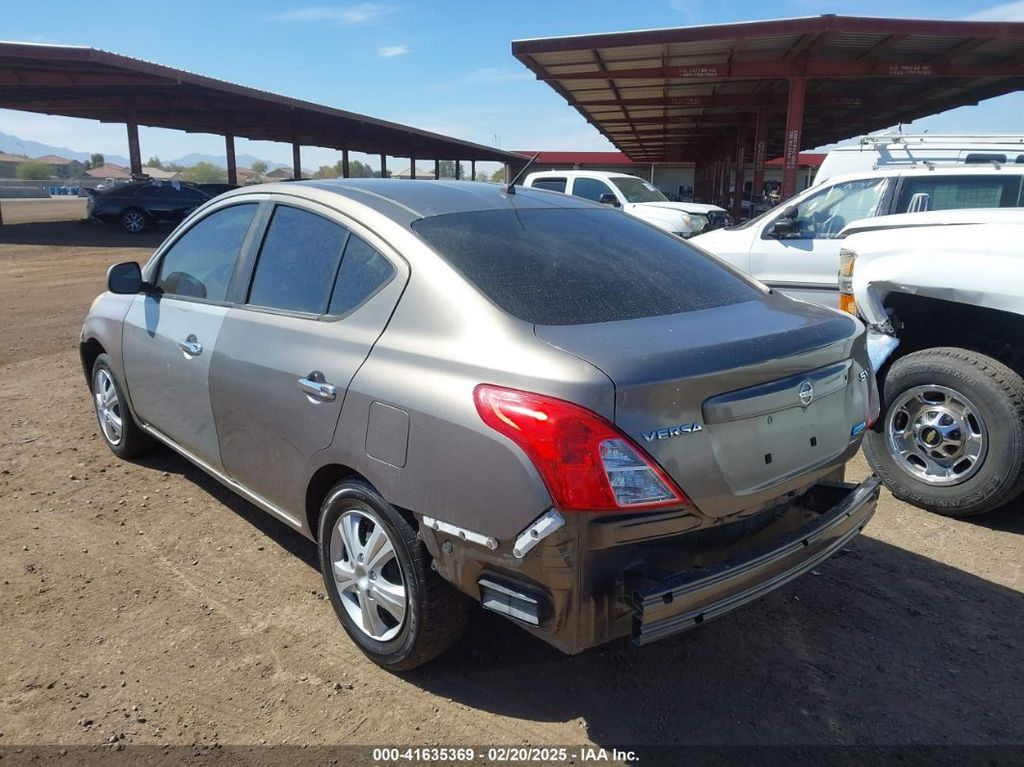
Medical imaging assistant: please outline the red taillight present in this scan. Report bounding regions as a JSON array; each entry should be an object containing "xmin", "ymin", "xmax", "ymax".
[{"xmin": 473, "ymin": 384, "xmax": 688, "ymax": 512}]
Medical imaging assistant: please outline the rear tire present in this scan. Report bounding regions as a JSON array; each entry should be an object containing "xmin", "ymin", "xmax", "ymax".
[
  {"xmin": 318, "ymin": 479, "xmax": 468, "ymax": 670},
  {"xmin": 91, "ymin": 354, "xmax": 155, "ymax": 459},
  {"xmin": 864, "ymin": 347, "xmax": 1024, "ymax": 517},
  {"xmin": 119, "ymin": 208, "xmax": 148, "ymax": 233}
]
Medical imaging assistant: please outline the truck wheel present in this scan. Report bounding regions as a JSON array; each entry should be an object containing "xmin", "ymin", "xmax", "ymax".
[
  {"xmin": 318, "ymin": 479, "xmax": 469, "ymax": 671},
  {"xmin": 91, "ymin": 354, "xmax": 155, "ymax": 459},
  {"xmin": 864, "ymin": 347, "xmax": 1024, "ymax": 517}
]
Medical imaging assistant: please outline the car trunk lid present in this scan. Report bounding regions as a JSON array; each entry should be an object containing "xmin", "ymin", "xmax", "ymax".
[{"xmin": 535, "ymin": 295, "xmax": 868, "ymax": 518}]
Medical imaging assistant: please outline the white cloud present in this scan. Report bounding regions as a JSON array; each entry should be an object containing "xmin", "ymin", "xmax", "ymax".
[
  {"xmin": 269, "ymin": 4, "xmax": 395, "ymax": 24},
  {"xmin": 378, "ymin": 45, "xmax": 409, "ymax": 58},
  {"xmin": 964, "ymin": 1, "xmax": 1024, "ymax": 20}
]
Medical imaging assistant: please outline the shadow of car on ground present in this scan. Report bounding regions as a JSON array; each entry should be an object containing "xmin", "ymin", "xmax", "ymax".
[{"xmin": 135, "ymin": 448, "xmax": 1024, "ymax": 748}]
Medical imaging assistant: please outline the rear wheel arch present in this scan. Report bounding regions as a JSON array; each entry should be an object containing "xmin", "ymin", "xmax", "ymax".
[{"xmin": 305, "ymin": 464, "xmax": 417, "ymax": 541}]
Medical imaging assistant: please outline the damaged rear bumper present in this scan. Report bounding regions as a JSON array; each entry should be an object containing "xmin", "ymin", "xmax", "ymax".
[{"xmin": 625, "ymin": 476, "xmax": 881, "ymax": 646}]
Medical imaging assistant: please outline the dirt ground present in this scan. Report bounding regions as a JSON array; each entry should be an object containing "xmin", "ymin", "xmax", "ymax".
[{"xmin": 1, "ymin": 198, "xmax": 1022, "ymax": 752}]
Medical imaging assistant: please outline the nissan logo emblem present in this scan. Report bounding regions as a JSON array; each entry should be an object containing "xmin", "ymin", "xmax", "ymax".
[{"xmin": 798, "ymin": 380, "xmax": 814, "ymax": 407}]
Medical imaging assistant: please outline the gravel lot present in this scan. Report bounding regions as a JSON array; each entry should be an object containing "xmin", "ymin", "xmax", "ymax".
[{"xmin": 1, "ymin": 198, "xmax": 1022, "ymax": 752}]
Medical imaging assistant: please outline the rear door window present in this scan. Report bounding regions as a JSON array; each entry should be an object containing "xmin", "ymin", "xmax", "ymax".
[
  {"xmin": 530, "ymin": 177, "xmax": 567, "ymax": 193},
  {"xmin": 571, "ymin": 177, "xmax": 616, "ymax": 203},
  {"xmin": 247, "ymin": 205, "xmax": 348, "ymax": 314},
  {"xmin": 412, "ymin": 208, "xmax": 761, "ymax": 325},
  {"xmin": 896, "ymin": 175, "xmax": 1023, "ymax": 211},
  {"xmin": 156, "ymin": 203, "xmax": 257, "ymax": 301},
  {"xmin": 327, "ymin": 235, "xmax": 395, "ymax": 316}
]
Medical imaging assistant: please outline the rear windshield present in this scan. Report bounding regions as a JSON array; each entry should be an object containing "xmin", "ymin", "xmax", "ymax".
[{"xmin": 412, "ymin": 208, "xmax": 762, "ymax": 325}]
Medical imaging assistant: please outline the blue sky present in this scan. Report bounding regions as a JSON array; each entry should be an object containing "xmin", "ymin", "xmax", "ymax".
[{"xmin": 2, "ymin": 0, "xmax": 1023, "ymax": 172}]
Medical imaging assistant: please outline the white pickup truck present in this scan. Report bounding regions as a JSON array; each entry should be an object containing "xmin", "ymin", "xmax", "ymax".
[
  {"xmin": 521, "ymin": 170, "xmax": 730, "ymax": 237},
  {"xmin": 838, "ymin": 209, "xmax": 1024, "ymax": 517}
]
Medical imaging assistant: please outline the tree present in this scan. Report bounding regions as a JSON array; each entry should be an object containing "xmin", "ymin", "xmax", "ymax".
[
  {"xmin": 348, "ymin": 160, "xmax": 374, "ymax": 178},
  {"xmin": 438, "ymin": 160, "xmax": 456, "ymax": 178},
  {"xmin": 250, "ymin": 160, "xmax": 269, "ymax": 175},
  {"xmin": 90, "ymin": 153, "xmax": 104, "ymax": 169},
  {"xmin": 16, "ymin": 160, "xmax": 51, "ymax": 180},
  {"xmin": 313, "ymin": 164, "xmax": 340, "ymax": 179},
  {"xmin": 182, "ymin": 162, "xmax": 227, "ymax": 183},
  {"xmin": 490, "ymin": 167, "xmax": 506, "ymax": 183},
  {"xmin": 147, "ymin": 156, "xmax": 164, "ymax": 169}
]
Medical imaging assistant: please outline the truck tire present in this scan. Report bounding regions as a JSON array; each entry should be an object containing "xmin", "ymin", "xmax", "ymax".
[
  {"xmin": 864, "ymin": 347, "xmax": 1024, "ymax": 517},
  {"xmin": 318, "ymin": 479, "xmax": 469, "ymax": 670}
]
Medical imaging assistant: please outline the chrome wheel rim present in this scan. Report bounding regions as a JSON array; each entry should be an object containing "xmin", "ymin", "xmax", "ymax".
[
  {"xmin": 122, "ymin": 210, "xmax": 145, "ymax": 232},
  {"xmin": 329, "ymin": 509, "xmax": 407, "ymax": 641},
  {"xmin": 93, "ymin": 369, "xmax": 123, "ymax": 446},
  {"xmin": 885, "ymin": 384, "xmax": 987, "ymax": 487}
]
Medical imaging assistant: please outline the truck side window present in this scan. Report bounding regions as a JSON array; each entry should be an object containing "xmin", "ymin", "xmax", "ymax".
[
  {"xmin": 531, "ymin": 177, "xmax": 567, "ymax": 193},
  {"xmin": 896, "ymin": 175, "xmax": 1024, "ymax": 212},
  {"xmin": 772, "ymin": 178, "xmax": 887, "ymax": 240},
  {"xmin": 571, "ymin": 177, "xmax": 616, "ymax": 203}
]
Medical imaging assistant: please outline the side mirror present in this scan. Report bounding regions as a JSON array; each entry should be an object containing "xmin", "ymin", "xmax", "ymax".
[
  {"xmin": 107, "ymin": 261, "xmax": 143, "ymax": 294},
  {"xmin": 769, "ymin": 217, "xmax": 801, "ymax": 238},
  {"xmin": 598, "ymin": 192, "xmax": 621, "ymax": 207}
]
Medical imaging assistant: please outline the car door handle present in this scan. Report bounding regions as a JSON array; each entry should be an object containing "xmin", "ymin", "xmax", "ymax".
[
  {"xmin": 179, "ymin": 335, "xmax": 203, "ymax": 357},
  {"xmin": 298, "ymin": 374, "xmax": 337, "ymax": 402}
]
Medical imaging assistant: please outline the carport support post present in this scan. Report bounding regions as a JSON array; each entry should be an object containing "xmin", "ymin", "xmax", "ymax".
[
  {"xmin": 471, "ymin": 160, "xmax": 477, "ymax": 181},
  {"xmin": 126, "ymin": 118, "xmax": 142, "ymax": 178},
  {"xmin": 751, "ymin": 108, "xmax": 768, "ymax": 208},
  {"xmin": 292, "ymin": 143, "xmax": 302, "ymax": 180},
  {"xmin": 732, "ymin": 129, "xmax": 747, "ymax": 221},
  {"xmin": 380, "ymin": 154, "xmax": 387, "ymax": 178},
  {"xmin": 225, "ymin": 133, "xmax": 237, "ymax": 185},
  {"xmin": 454, "ymin": 160, "xmax": 461, "ymax": 180},
  {"xmin": 342, "ymin": 149, "xmax": 350, "ymax": 178},
  {"xmin": 434, "ymin": 160, "xmax": 440, "ymax": 180},
  {"xmin": 781, "ymin": 77, "xmax": 807, "ymax": 202},
  {"xmin": 410, "ymin": 157, "xmax": 417, "ymax": 180}
]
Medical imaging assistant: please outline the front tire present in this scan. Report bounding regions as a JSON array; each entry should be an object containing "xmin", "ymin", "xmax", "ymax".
[
  {"xmin": 864, "ymin": 347, "xmax": 1024, "ymax": 517},
  {"xmin": 318, "ymin": 479, "xmax": 468, "ymax": 670},
  {"xmin": 91, "ymin": 354, "xmax": 155, "ymax": 459}
]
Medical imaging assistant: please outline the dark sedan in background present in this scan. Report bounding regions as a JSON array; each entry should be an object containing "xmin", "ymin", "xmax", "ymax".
[{"xmin": 86, "ymin": 181, "xmax": 212, "ymax": 233}]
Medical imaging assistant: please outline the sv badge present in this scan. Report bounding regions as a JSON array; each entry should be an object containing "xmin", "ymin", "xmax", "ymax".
[{"xmin": 642, "ymin": 422, "xmax": 703, "ymax": 442}]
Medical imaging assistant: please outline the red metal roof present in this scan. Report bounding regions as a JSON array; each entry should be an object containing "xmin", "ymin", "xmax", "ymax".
[
  {"xmin": 0, "ymin": 42, "xmax": 519, "ymax": 162},
  {"xmin": 512, "ymin": 15, "xmax": 1024, "ymax": 164},
  {"xmin": 514, "ymin": 150, "xmax": 825, "ymax": 167}
]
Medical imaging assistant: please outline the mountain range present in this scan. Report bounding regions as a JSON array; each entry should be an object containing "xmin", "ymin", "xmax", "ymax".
[{"xmin": 0, "ymin": 131, "xmax": 288, "ymax": 170}]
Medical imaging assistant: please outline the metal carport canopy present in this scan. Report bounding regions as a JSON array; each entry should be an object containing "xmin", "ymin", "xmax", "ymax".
[
  {"xmin": 0, "ymin": 41, "xmax": 518, "ymax": 180},
  {"xmin": 512, "ymin": 15, "xmax": 1024, "ymax": 205}
]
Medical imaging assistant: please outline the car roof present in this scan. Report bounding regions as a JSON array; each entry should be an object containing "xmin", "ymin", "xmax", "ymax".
[
  {"xmin": 525, "ymin": 170, "xmax": 637, "ymax": 180},
  {"xmin": 821, "ymin": 164, "xmax": 1024, "ymax": 186},
  {"xmin": 220, "ymin": 178, "xmax": 600, "ymax": 223}
]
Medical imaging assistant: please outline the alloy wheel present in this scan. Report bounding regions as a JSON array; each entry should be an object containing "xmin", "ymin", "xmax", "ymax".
[
  {"xmin": 93, "ymin": 368, "xmax": 123, "ymax": 446},
  {"xmin": 329, "ymin": 509, "xmax": 407, "ymax": 641}
]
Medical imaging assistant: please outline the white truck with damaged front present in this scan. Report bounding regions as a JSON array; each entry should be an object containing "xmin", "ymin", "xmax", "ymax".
[{"xmin": 838, "ymin": 209, "xmax": 1024, "ymax": 518}]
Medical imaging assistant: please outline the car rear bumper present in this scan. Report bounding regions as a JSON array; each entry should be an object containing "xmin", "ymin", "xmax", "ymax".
[
  {"xmin": 424, "ymin": 475, "xmax": 880, "ymax": 655},
  {"xmin": 625, "ymin": 476, "xmax": 880, "ymax": 645}
]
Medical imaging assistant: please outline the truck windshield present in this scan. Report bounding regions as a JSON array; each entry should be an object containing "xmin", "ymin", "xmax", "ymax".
[{"xmin": 610, "ymin": 177, "xmax": 668, "ymax": 204}]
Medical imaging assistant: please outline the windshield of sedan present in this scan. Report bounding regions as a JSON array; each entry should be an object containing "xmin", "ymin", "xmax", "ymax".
[
  {"xmin": 610, "ymin": 177, "xmax": 668, "ymax": 204},
  {"xmin": 412, "ymin": 208, "xmax": 761, "ymax": 325}
]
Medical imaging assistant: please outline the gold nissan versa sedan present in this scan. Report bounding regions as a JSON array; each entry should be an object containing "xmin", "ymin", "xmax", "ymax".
[{"xmin": 82, "ymin": 179, "xmax": 881, "ymax": 669}]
